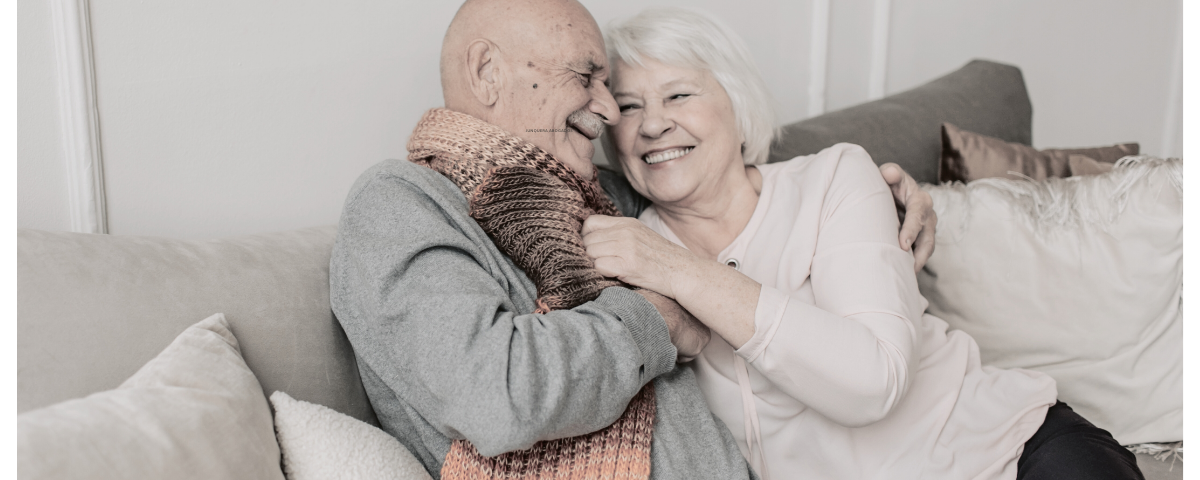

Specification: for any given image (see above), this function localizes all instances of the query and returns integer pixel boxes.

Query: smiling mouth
[643,147,694,164]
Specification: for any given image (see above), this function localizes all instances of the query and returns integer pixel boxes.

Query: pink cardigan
[639,144,1058,480]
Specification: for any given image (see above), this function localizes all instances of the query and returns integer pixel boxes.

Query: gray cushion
[768,59,1032,184]
[17,227,378,426]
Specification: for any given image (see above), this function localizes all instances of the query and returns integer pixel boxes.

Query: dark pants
[1017,402,1144,480]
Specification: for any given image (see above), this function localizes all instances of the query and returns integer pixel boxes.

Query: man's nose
[590,83,620,126]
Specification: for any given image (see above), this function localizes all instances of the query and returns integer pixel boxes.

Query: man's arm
[330,165,679,457]
[879,163,937,271]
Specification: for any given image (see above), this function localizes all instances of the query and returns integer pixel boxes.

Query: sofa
[17,60,1182,479]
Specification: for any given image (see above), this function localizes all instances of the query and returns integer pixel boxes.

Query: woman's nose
[639,103,673,138]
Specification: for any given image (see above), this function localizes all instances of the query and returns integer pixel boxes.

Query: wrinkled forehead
[510,5,606,66]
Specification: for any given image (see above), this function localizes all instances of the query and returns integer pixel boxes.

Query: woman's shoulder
[759,143,884,195]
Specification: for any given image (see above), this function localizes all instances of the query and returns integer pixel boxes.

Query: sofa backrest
[768,59,1033,184]
[17,227,378,426]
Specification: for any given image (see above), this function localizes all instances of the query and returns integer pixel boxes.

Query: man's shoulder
[337,159,478,233]
[334,158,484,259]
[346,159,464,208]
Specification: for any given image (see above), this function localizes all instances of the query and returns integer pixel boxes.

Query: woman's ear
[466,39,502,107]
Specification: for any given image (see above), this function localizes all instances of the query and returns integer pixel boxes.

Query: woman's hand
[583,215,712,360]
[879,163,937,271]
[583,214,760,349]
[581,214,696,299]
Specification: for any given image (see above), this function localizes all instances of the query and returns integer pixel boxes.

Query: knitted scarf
[408,108,656,480]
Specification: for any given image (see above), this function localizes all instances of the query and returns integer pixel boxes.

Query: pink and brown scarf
[408,108,656,480]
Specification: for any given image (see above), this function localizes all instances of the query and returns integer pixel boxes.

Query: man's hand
[636,289,710,363]
[879,163,937,271]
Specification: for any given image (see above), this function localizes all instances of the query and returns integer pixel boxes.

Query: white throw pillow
[271,391,433,480]
[18,313,286,480]
[918,156,1181,445]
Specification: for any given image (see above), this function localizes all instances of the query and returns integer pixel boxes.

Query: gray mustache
[567,109,604,138]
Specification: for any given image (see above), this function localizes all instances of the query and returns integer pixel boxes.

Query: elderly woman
[582,8,1143,480]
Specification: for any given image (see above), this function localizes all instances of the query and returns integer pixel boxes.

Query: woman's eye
[618,104,641,112]
[669,93,692,101]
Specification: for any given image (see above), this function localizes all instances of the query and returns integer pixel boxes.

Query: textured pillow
[271,391,433,480]
[18,314,286,480]
[939,122,1139,182]
[918,157,1181,445]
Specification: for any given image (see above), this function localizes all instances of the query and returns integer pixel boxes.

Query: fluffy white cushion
[18,313,285,480]
[271,391,433,480]
[918,156,1181,445]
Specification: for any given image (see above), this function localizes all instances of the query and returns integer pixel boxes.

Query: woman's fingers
[582,213,692,296]
[879,162,905,187]
[897,191,926,250]
[591,255,627,279]
[580,214,622,236]
[582,217,646,280]
[880,163,938,265]
[911,210,937,271]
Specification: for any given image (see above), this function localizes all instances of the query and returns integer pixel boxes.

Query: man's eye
[578,73,592,87]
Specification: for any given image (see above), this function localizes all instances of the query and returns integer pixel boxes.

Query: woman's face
[608,59,746,207]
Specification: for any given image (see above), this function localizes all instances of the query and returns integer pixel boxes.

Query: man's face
[492,17,619,177]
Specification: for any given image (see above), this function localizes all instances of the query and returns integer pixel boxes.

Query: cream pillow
[918,156,1181,445]
[18,313,285,480]
[271,391,433,480]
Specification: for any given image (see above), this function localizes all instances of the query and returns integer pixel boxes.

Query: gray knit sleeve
[330,160,677,457]
[591,287,678,382]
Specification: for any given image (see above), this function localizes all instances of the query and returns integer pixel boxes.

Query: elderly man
[330,0,935,478]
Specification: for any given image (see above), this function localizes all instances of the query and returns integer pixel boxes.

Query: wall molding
[1160,16,1182,158]
[50,0,108,234]
[807,0,830,117]
[867,0,891,100]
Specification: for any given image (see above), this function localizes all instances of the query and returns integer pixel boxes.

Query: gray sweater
[330,159,756,479]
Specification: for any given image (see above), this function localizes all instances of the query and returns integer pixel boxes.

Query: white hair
[605,7,779,165]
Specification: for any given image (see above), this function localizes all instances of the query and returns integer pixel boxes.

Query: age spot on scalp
[533,84,538,89]
[528,61,534,68]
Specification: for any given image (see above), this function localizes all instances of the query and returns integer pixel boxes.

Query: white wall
[885,0,1183,157]
[87,1,461,239]
[17,0,72,232]
[17,0,1184,239]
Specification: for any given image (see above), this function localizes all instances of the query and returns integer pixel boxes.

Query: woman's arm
[583,145,924,427]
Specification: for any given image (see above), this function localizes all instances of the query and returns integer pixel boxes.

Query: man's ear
[465,39,502,107]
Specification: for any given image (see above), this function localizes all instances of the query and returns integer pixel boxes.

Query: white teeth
[643,147,693,164]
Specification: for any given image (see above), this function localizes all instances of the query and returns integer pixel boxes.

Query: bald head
[437,0,619,175]
[441,0,597,106]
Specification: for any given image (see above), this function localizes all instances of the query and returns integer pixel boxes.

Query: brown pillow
[1067,154,1114,176]
[939,122,1138,183]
